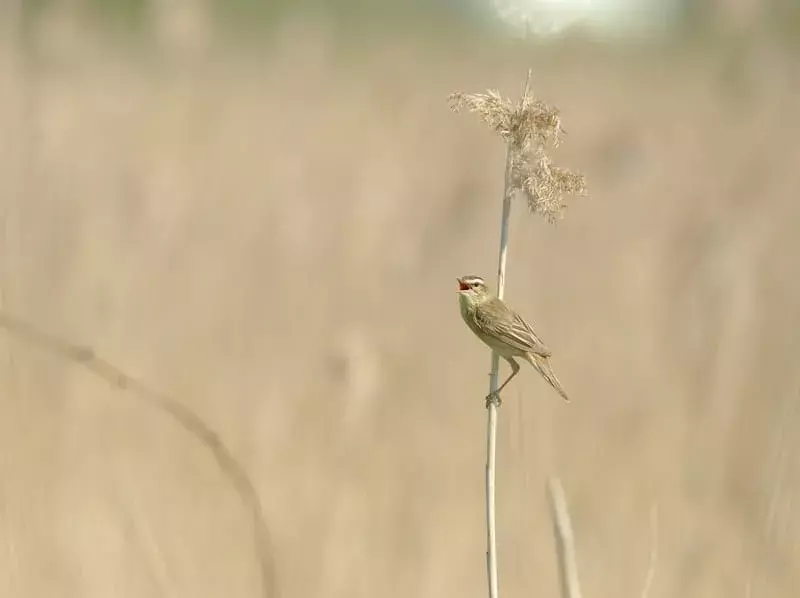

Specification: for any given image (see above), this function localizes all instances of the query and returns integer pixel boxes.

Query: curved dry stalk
[547,477,583,598]
[0,311,278,598]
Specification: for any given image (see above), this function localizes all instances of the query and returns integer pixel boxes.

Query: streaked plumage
[457,274,569,404]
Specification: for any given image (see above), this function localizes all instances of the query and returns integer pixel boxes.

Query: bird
[457,274,569,406]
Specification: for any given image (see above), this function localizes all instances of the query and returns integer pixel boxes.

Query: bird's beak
[457,278,468,291]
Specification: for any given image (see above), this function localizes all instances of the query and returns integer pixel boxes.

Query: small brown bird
[457,274,569,406]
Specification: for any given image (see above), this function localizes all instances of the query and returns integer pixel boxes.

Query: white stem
[486,145,514,598]
[485,379,499,598]
[495,148,514,304]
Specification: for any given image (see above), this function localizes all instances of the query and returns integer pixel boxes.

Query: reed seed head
[448,70,587,223]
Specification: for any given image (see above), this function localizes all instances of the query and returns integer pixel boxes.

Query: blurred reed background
[0,1,798,597]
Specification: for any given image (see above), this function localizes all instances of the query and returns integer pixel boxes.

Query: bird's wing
[474,299,552,357]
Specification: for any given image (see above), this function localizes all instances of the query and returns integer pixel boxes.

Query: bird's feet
[485,391,502,409]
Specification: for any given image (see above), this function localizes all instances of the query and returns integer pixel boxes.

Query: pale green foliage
[448,71,587,223]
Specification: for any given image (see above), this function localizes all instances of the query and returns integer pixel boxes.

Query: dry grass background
[0,5,799,598]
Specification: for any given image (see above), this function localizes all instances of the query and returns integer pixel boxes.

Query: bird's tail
[525,353,570,402]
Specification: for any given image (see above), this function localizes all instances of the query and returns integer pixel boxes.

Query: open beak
[457,278,469,291]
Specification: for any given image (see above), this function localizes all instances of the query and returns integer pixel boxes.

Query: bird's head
[457,275,491,305]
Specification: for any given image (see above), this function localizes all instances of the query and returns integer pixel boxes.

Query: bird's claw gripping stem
[485,391,502,409]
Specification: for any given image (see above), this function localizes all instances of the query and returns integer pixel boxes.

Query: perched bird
[457,274,569,406]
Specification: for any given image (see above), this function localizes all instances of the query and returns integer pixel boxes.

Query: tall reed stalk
[449,71,586,598]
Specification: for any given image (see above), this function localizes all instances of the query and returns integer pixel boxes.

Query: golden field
[0,7,798,597]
